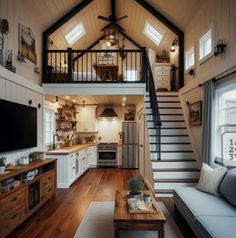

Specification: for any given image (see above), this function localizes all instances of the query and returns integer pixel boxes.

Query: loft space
[42,0,183,89]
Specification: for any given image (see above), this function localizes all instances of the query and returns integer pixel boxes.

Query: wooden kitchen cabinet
[0,159,57,238]
[76,105,97,132]
[153,63,171,91]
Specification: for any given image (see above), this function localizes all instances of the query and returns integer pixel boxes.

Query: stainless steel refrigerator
[122,122,139,168]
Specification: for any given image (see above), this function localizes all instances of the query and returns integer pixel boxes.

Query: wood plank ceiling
[48,0,178,56]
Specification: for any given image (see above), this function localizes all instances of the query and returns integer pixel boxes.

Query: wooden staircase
[145,91,200,197]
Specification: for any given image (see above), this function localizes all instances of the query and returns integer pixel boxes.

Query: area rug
[74,201,183,238]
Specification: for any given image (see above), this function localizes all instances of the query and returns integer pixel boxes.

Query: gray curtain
[202,80,215,165]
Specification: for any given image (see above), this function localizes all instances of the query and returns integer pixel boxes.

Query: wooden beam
[119,31,142,49]
[135,0,184,88]
[73,35,105,62]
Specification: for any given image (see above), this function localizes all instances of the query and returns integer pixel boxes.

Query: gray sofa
[174,168,236,238]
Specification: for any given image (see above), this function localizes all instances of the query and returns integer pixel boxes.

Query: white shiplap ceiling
[46,95,143,106]
[24,0,204,53]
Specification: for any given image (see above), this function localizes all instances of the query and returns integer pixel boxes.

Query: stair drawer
[156,75,169,81]
[0,187,26,214]
[156,70,170,76]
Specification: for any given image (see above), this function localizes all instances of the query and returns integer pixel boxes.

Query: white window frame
[44,108,55,146]
[144,21,165,46]
[214,78,236,167]
[199,28,214,64]
[64,21,85,46]
[126,70,138,82]
[185,46,195,72]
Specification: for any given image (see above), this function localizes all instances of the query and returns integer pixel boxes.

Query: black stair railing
[143,48,162,160]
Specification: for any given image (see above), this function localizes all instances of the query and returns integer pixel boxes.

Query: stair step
[147,121,186,128]
[151,151,194,160]
[160,128,188,135]
[157,102,181,108]
[154,182,197,190]
[154,170,200,180]
[154,178,198,183]
[159,136,190,143]
[157,96,179,102]
[152,160,198,169]
[156,92,179,96]
[155,189,174,194]
[153,168,200,172]
[150,143,193,151]
[160,115,184,121]
[159,108,182,114]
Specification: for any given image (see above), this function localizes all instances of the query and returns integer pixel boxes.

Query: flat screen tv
[0,99,37,153]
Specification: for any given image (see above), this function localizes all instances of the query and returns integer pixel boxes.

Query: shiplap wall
[0,0,43,85]
[180,0,236,163]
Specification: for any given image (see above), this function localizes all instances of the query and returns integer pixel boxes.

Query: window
[126,70,138,82]
[144,22,164,46]
[64,22,85,46]
[214,79,236,167]
[185,46,195,71]
[199,29,212,61]
[44,109,55,145]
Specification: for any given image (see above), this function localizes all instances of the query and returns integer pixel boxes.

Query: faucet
[52,133,60,150]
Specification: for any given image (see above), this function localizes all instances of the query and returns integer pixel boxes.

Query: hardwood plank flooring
[8,168,195,238]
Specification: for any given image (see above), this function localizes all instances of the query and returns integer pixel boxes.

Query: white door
[138,110,145,176]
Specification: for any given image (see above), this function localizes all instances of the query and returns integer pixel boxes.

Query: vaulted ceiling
[25,0,204,55]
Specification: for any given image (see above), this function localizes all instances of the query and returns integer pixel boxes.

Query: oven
[97,143,118,167]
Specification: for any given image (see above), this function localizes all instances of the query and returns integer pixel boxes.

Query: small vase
[0,166,5,173]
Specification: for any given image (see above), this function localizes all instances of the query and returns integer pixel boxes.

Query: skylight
[64,22,85,46]
[144,22,164,46]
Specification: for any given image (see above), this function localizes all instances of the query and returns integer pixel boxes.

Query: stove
[97,143,118,166]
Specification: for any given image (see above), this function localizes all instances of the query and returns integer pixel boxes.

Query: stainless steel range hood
[99,108,119,118]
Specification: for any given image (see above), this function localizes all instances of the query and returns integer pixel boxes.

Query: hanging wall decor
[189,101,202,126]
[19,24,37,64]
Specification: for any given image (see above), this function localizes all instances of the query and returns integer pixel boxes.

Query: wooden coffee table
[113,190,166,238]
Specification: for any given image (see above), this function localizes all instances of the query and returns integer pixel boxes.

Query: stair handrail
[144,49,161,127]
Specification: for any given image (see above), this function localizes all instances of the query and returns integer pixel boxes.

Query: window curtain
[202,80,215,165]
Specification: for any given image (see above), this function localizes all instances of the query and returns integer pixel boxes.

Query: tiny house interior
[0,0,236,238]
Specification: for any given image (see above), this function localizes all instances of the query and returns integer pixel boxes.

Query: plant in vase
[128,175,144,197]
[0,156,6,173]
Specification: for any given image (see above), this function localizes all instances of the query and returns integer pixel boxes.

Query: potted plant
[128,175,144,196]
[0,156,6,173]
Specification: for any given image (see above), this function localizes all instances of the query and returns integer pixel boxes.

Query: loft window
[144,22,164,46]
[64,22,85,46]
[185,46,195,71]
[199,29,212,62]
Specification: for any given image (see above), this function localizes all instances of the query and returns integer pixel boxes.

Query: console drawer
[42,171,55,188]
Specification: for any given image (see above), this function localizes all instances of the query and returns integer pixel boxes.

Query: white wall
[96,118,122,143]
[0,0,43,85]
[0,67,44,165]
[180,0,236,164]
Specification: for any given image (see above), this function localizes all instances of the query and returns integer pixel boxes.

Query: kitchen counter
[46,144,97,155]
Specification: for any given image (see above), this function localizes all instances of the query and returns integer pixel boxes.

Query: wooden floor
[8,168,195,238]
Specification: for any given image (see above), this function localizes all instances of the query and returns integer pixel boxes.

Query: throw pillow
[196,163,227,195]
[219,168,236,208]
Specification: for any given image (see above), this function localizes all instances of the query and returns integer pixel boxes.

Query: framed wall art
[19,24,37,64]
[189,100,202,126]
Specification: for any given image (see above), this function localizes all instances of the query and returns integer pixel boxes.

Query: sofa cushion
[174,187,236,217]
[196,163,227,195]
[219,168,236,208]
[196,216,236,238]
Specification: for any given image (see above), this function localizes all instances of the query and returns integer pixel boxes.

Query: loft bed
[45,49,144,83]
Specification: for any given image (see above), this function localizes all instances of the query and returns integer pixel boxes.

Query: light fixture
[122,97,127,101]
[56,96,58,102]
[82,100,86,111]
[170,38,178,52]
[72,99,76,103]
[122,103,125,106]
[104,24,118,47]
[65,96,70,99]
[214,40,226,56]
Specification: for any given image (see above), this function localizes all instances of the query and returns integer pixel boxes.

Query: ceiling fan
[98,0,127,32]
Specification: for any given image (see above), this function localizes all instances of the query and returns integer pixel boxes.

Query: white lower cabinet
[48,146,97,188]
[117,145,122,167]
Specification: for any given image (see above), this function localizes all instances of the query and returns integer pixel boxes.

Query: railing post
[67,47,73,81]
[141,47,146,84]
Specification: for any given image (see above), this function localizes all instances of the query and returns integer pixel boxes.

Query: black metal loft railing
[44,49,144,83]
[144,49,162,160]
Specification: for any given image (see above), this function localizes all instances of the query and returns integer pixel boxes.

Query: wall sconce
[170,38,178,52]
[82,100,86,111]
[214,40,226,56]
[189,69,194,75]
[186,101,190,106]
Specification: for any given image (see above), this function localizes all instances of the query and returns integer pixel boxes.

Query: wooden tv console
[0,159,57,238]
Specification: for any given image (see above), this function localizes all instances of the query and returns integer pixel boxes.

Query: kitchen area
[45,95,144,188]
